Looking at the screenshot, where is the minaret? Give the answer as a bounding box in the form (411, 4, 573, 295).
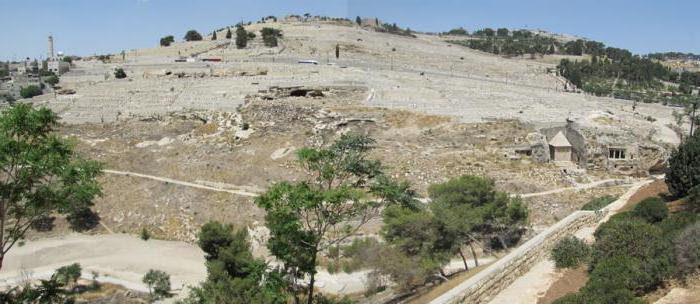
(48, 35, 55, 59)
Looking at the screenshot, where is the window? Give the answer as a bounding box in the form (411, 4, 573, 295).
(609, 148, 626, 159)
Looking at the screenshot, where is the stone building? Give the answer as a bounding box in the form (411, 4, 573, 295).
(548, 131, 572, 162)
(512, 113, 671, 176)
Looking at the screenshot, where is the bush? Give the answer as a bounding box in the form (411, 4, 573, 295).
(580, 195, 616, 211)
(551, 236, 591, 268)
(184, 30, 203, 41)
(66, 207, 100, 232)
(44, 75, 59, 87)
(53, 263, 82, 287)
(674, 222, 700, 276)
(666, 134, 700, 198)
(632, 197, 668, 223)
(140, 227, 151, 241)
(20, 85, 42, 99)
(593, 218, 675, 291)
(142, 269, 171, 299)
(114, 68, 127, 79)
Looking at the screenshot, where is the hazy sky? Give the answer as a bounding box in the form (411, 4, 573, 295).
(1, 0, 698, 60)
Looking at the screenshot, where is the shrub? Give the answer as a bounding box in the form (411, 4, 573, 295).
(66, 207, 100, 232)
(140, 227, 151, 241)
(666, 134, 700, 198)
(593, 218, 675, 291)
(184, 30, 203, 41)
(20, 85, 42, 99)
(53, 263, 82, 287)
(142, 269, 171, 299)
(674, 222, 700, 276)
(114, 68, 127, 79)
(44, 75, 59, 87)
(580, 195, 616, 211)
(551, 236, 591, 268)
(632, 197, 668, 223)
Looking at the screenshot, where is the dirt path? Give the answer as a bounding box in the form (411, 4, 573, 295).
(517, 178, 631, 198)
(103, 169, 260, 197)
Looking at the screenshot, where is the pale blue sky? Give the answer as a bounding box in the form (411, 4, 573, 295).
(1, 0, 698, 60)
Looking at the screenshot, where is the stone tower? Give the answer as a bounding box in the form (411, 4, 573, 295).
(48, 35, 54, 59)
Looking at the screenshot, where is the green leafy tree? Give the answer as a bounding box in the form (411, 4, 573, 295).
(0, 105, 102, 270)
(666, 133, 700, 198)
(184, 30, 203, 41)
(181, 221, 287, 304)
(19, 85, 42, 99)
(256, 134, 415, 303)
(551, 236, 591, 268)
(381, 205, 453, 282)
(261, 27, 282, 47)
(114, 68, 127, 79)
(53, 263, 81, 287)
(496, 28, 509, 37)
(235, 25, 248, 49)
(143, 269, 171, 300)
(430, 175, 528, 254)
(225, 28, 232, 39)
(160, 35, 175, 47)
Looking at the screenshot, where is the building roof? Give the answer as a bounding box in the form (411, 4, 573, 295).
(549, 131, 572, 147)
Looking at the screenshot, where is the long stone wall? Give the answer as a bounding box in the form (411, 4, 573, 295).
(430, 210, 603, 304)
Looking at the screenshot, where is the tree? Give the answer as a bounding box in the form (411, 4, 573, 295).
(632, 197, 668, 223)
(53, 263, 81, 288)
(182, 221, 287, 303)
(335, 44, 340, 59)
(142, 269, 171, 299)
(160, 35, 175, 47)
(0, 105, 102, 271)
(551, 236, 591, 268)
(225, 27, 232, 39)
(255, 134, 416, 303)
(114, 68, 127, 79)
(184, 30, 203, 41)
(381, 205, 453, 283)
(235, 25, 248, 49)
(261, 27, 282, 47)
(497, 28, 509, 37)
(355, 16, 361, 25)
(429, 175, 528, 256)
(666, 133, 700, 198)
(211, 31, 217, 41)
(19, 85, 42, 99)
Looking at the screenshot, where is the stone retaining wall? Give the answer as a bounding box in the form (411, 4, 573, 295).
(430, 210, 603, 304)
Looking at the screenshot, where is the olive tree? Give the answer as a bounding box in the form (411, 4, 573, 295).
(0, 105, 102, 270)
